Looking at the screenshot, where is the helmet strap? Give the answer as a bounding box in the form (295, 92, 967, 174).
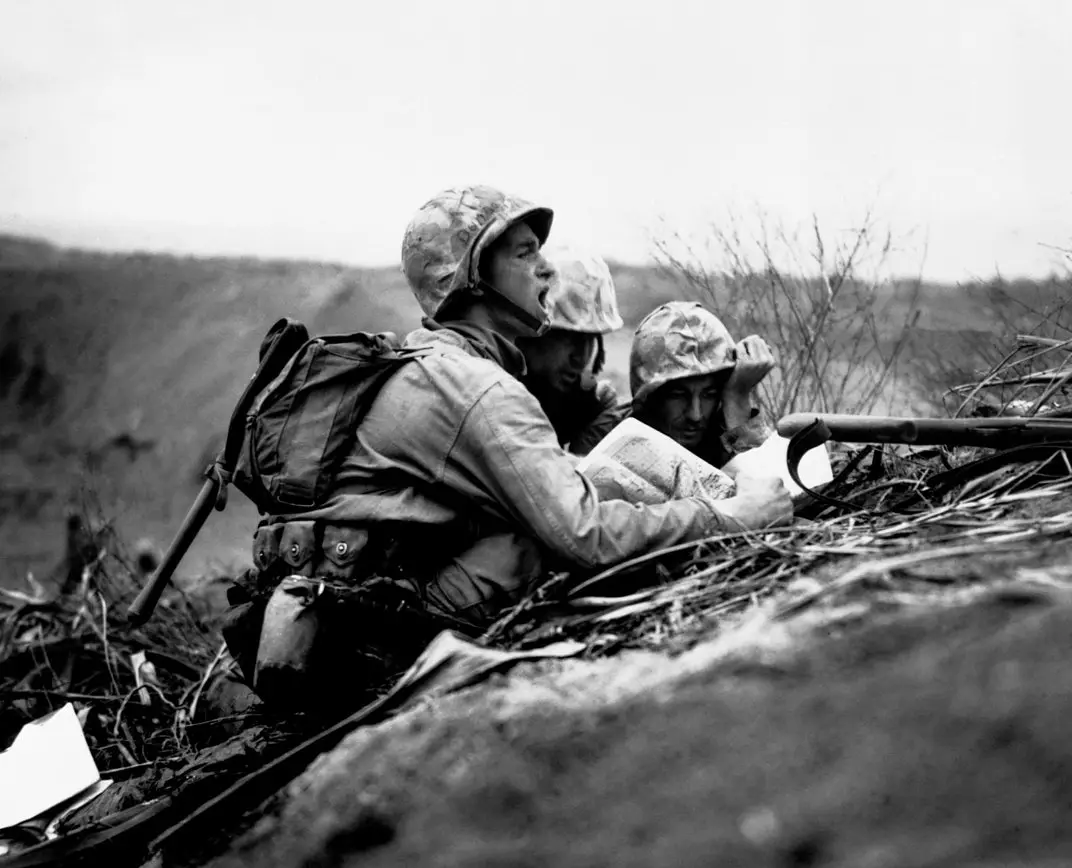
(592, 335, 606, 375)
(474, 278, 548, 336)
(464, 220, 548, 336)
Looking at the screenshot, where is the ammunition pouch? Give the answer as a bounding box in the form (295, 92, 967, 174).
(221, 519, 488, 712)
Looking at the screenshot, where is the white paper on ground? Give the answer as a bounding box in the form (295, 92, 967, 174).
(0, 704, 102, 830)
(722, 434, 833, 498)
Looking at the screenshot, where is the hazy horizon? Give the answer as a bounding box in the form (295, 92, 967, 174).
(2, 0, 1070, 282)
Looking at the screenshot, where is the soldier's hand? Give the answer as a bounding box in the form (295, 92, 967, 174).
(713, 473, 794, 531)
(724, 336, 775, 399)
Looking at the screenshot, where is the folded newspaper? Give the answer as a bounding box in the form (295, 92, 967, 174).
(576, 418, 737, 504)
(577, 417, 832, 504)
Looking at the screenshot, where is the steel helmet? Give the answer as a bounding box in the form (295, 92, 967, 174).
(400, 185, 553, 320)
(542, 246, 624, 335)
(630, 301, 736, 408)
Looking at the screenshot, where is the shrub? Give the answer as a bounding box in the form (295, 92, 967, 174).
(944, 270, 1072, 417)
(652, 209, 926, 418)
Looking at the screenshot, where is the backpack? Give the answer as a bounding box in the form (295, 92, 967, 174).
(226, 317, 429, 515)
(128, 316, 431, 625)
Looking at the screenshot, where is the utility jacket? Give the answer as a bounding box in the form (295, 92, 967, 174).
(282, 319, 731, 620)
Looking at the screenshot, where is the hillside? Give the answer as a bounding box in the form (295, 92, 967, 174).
(0, 237, 422, 587)
(0, 234, 1062, 589)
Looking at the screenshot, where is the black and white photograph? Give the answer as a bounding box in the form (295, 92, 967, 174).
(2, 2, 1071, 865)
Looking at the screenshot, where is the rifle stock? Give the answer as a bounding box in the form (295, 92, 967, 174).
(777, 413, 1072, 448)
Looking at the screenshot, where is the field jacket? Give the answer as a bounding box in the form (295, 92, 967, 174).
(282, 319, 731, 619)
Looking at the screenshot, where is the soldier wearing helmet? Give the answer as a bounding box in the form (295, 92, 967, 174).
(517, 247, 629, 455)
(287, 187, 791, 630)
(400, 185, 556, 337)
(631, 301, 775, 467)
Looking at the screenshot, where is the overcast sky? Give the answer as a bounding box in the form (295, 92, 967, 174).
(1, 0, 1069, 281)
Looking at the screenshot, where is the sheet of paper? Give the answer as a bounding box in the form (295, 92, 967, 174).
(722, 434, 833, 497)
(0, 704, 102, 830)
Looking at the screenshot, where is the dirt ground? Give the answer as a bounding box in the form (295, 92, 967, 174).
(193, 566, 1072, 868)
(7, 239, 1071, 867)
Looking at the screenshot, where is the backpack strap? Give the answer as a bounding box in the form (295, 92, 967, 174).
(128, 319, 313, 626)
(223, 319, 311, 473)
(207, 319, 311, 511)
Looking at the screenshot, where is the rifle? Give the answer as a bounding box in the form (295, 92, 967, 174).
(777, 413, 1072, 449)
(776, 412, 1072, 515)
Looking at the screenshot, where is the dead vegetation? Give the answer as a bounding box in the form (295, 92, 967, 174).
(0, 510, 220, 767)
(653, 210, 927, 416)
(2, 283, 1072, 864)
(484, 445, 1072, 656)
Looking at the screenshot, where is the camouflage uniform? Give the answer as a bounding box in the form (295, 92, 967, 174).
(521, 247, 629, 454)
(630, 301, 772, 467)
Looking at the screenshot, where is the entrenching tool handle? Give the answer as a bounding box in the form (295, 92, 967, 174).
(125, 318, 311, 629)
(126, 476, 221, 626)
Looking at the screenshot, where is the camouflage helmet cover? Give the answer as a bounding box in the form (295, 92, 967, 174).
(542, 246, 624, 335)
(630, 301, 736, 408)
(400, 185, 553, 318)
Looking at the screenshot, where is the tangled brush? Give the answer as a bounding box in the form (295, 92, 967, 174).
(484, 331, 1072, 655)
(0, 512, 222, 771)
(2, 328, 1071, 864)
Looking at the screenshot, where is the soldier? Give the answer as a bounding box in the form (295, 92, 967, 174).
(323, 188, 791, 621)
(250, 187, 793, 635)
(517, 248, 628, 455)
(631, 301, 775, 468)
(217, 188, 795, 712)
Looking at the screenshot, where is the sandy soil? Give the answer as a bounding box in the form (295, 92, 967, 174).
(195, 574, 1072, 868)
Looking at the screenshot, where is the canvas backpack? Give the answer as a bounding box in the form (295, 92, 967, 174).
(127, 317, 432, 625)
(221, 317, 429, 516)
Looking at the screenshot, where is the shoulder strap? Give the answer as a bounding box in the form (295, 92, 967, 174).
(221, 318, 310, 475)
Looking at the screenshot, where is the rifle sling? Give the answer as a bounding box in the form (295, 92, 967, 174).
(786, 424, 1072, 518)
(786, 419, 867, 514)
(925, 442, 1072, 496)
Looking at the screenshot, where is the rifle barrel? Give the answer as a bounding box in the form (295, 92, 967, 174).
(777, 413, 1072, 447)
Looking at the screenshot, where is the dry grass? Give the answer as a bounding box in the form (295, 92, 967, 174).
(484, 326, 1072, 657)
(0, 521, 221, 770)
(5, 331, 1072, 772)
(484, 448, 1072, 657)
(0, 234, 1062, 584)
(4, 254, 1072, 865)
